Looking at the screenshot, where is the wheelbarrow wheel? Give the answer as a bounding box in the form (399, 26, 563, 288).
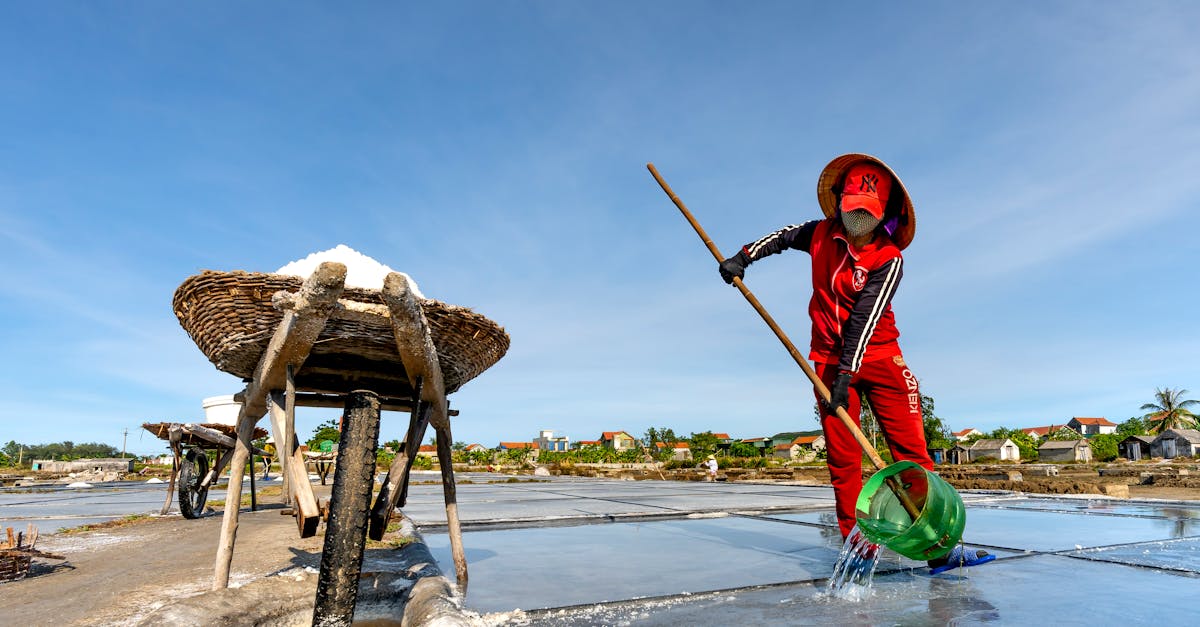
(179, 449, 210, 519)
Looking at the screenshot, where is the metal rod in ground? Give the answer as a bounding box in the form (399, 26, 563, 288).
(312, 390, 382, 627)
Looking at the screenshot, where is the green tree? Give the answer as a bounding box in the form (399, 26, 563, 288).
(452, 441, 466, 452)
(1116, 417, 1148, 438)
(1139, 387, 1199, 434)
(688, 431, 720, 459)
(729, 441, 758, 458)
(1088, 433, 1120, 462)
(921, 393, 953, 448)
(1047, 427, 1082, 441)
(307, 419, 341, 450)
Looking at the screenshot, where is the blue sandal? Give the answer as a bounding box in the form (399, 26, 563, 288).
(928, 545, 996, 575)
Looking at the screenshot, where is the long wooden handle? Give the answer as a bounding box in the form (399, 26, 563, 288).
(647, 162, 887, 470)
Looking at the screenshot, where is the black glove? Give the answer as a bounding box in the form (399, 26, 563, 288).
(828, 371, 853, 413)
(718, 250, 751, 284)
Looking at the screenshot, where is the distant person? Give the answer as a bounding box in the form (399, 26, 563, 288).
(718, 153, 993, 574)
(704, 454, 718, 482)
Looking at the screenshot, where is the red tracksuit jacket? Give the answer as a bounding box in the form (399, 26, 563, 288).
(742, 218, 903, 372)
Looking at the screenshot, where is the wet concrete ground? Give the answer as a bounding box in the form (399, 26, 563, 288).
(399, 476, 1200, 625)
(4, 474, 1199, 625)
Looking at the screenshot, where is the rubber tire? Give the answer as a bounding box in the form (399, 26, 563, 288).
(178, 449, 210, 519)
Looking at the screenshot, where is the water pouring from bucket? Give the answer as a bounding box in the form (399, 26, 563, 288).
(648, 163, 966, 562)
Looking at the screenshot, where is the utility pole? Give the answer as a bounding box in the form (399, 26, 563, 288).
(122, 428, 128, 459)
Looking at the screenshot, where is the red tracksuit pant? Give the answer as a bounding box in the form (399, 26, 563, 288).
(815, 356, 934, 539)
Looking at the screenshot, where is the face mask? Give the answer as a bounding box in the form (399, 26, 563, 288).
(841, 208, 880, 238)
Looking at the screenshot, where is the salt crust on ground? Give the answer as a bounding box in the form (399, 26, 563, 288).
(273, 244, 424, 297)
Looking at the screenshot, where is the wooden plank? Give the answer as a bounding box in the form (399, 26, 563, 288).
(381, 271, 467, 592)
(268, 391, 321, 537)
(285, 391, 459, 415)
(369, 392, 431, 541)
(380, 272, 449, 429)
(178, 424, 269, 456)
(212, 261, 347, 590)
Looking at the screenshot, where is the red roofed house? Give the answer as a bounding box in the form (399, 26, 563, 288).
(1067, 417, 1117, 437)
(573, 440, 601, 449)
(793, 435, 827, 451)
(600, 431, 637, 451)
(463, 443, 487, 452)
(774, 442, 801, 460)
(654, 441, 693, 461)
(1020, 425, 1078, 440)
(417, 444, 437, 458)
(951, 428, 982, 441)
(497, 441, 540, 460)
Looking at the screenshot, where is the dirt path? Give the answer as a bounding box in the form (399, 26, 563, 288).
(4, 501, 325, 626)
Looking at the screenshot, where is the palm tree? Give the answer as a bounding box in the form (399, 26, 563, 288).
(1139, 387, 1199, 434)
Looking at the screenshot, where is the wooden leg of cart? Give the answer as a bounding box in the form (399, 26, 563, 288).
(268, 390, 322, 537)
(381, 271, 467, 593)
(249, 453, 257, 512)
(433, 417, 468, 594)
(368, 378, 430, 541)
(313, 390, 382, 627)
(160, 427, 184, 515)
(212, 401, 258, 589)
(213, 261, 347, 590)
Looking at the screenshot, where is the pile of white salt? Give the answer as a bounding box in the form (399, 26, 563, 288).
(273, 244, 424, 297)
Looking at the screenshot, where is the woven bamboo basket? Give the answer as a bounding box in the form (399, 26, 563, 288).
(173, 271, 510, 397)
(0, 550, 32, 582)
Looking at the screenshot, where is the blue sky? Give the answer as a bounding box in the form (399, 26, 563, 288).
(2, 2, 1198, 455)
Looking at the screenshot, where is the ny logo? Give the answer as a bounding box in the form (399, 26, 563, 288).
(859, 173, 878, 193)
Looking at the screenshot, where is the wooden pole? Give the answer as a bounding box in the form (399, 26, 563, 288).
(284, 364, 296, 506)
(433, 419, 468, 595)
(268, 391, 322, 537)
(381, 272, 468, 593)
(212, 261, 347, 590)
(313, 390, 381, 627)
(160, 427, 183, 515)
(647, 163, 922, 521)
(213, 404, 258, 589)
(369, 378, 430, 541)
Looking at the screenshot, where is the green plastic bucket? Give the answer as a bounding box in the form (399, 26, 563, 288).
(855, 461, 965, 561)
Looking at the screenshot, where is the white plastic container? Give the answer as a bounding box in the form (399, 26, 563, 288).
(201, 395, 242, 426)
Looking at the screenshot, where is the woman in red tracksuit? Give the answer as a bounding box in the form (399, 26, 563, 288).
(719, 153, 992, 573)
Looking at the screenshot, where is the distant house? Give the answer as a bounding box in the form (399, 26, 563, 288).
(463, 443, 487, 452)
(416, 444, 438, 458)
(497, 441, 540, 460)
(600, 431, 638, 451)
(1118, 435, 1154, 461)
(774, 443, 801, 460)
(573, 440, 600, 449)
(951, 428, 982, 441)
(533, 430, 570, 452)
(793, 435, 826, 451)
(740, 437, 772, 453)
(1068, 417, 1117, 437)
(654, 441, 692, 461)
(1039, 439, 1092, 463)
(953, 438, 1020, 463)
(1021, 425, 1075, 440)
(1150, 429, 1200, 459)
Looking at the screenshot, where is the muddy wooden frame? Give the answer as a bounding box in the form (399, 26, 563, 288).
(203, 262, 471, 619)
(146, 422, 270, 519)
